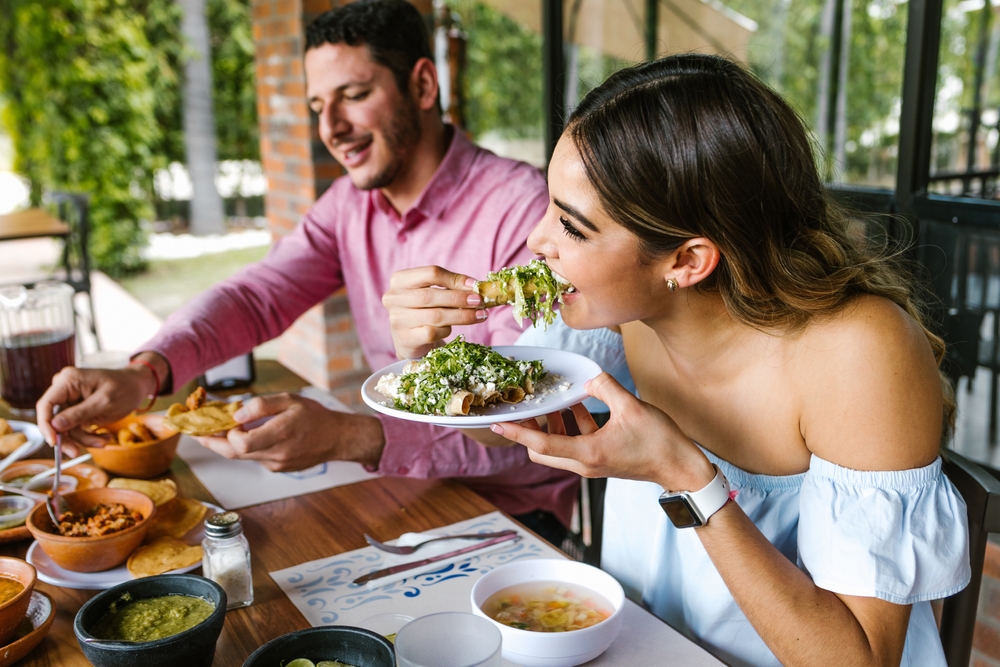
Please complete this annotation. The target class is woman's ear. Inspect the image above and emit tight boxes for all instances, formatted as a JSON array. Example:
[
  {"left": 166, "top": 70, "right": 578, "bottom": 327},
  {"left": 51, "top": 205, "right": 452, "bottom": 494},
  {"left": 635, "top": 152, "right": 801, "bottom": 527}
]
[
  {"left": 411, "top": 57, "right": 440, "bottom": 112},
  {"left": 668, "top": 237, "right": 720, "bottom": 289}
]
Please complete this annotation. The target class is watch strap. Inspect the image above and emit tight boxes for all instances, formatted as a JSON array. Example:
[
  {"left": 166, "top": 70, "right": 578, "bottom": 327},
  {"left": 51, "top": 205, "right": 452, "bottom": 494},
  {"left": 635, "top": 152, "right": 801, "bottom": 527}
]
[{"left": 686, "top": 464, "right": 730, "bottom": 522}]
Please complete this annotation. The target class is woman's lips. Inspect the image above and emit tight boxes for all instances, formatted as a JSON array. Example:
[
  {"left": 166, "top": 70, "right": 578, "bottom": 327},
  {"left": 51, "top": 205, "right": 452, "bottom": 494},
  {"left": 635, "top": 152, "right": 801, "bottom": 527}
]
[{"left": 550, "top": 268, "right": 577, "bottom": 294}]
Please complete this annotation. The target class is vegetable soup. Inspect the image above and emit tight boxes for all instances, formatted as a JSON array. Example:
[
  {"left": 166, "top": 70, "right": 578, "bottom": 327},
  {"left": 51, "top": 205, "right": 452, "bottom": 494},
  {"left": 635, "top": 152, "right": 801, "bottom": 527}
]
[
  {"left": 481, "top": 581, "right": 612, "bottom": 632},
  {"left": 0, "top": 577, "right": 23, "bottom": 605}
]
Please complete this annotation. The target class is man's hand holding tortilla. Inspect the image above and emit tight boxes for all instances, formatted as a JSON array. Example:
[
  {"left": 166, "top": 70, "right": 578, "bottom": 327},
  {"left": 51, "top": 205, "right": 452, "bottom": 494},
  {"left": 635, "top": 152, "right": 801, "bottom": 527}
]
[{"left": 193, "top": 393, "right": 386, "bottom": 472}]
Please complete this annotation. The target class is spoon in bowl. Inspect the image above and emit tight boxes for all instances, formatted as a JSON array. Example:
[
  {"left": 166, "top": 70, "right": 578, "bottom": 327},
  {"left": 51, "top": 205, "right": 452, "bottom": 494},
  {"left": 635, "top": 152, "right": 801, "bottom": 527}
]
[{"left": 46, "top": 408, "right": 69, "bottom": 524}]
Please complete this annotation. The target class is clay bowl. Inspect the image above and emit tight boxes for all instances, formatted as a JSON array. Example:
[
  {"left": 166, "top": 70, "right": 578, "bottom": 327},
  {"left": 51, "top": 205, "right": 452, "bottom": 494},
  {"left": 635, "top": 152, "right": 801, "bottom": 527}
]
[
  {"left": 25, "top": 488, "right": 156, "bottom": 573},
  {"left": 0, "top": 557, "right": 36, "bottom": 646},
  {"left": 86, "top": 414, "right": 180, "bottom": 479},
  {"left": 2, "top": 459, "right": 109, "bottom": 491}
]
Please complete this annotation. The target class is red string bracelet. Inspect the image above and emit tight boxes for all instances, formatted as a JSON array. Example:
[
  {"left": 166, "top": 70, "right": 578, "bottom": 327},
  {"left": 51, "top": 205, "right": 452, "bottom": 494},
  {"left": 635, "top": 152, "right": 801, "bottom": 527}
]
[{"left": 130, "top": 359, "right": 161, "bottom": 414}]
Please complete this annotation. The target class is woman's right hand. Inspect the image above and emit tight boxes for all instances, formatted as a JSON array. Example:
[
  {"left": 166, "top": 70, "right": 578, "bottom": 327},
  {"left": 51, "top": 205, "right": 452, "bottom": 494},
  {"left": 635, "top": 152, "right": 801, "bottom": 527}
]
[
  {"left": 35, "top": 364, "right": 154, "bottom": 451},
  {"left": 382, "top": 265, "right": 490, "bottom": 359}
]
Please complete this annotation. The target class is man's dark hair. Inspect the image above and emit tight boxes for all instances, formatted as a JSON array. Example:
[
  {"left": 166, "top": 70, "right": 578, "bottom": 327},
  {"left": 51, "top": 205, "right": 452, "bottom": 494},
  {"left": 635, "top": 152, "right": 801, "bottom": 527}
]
[{"left": 305, "top": 0, "right": 433, "bottom": 96}]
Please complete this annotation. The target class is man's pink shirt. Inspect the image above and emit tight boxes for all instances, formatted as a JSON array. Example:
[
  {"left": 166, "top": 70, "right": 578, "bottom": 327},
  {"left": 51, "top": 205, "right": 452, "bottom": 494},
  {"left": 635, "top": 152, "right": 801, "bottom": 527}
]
[{"left": 140, "top": 130, "right": 578, "bottom": 524}]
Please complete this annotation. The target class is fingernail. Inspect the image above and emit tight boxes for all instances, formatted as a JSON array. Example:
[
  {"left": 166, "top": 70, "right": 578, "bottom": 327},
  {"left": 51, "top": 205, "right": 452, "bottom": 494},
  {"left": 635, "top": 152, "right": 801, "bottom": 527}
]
[
  {"left": 233, "top": 408, "right": 249, "bottom": 421},
  {"left": 52, "top": 416, "right": 67, "bottom": 430},
  {"left": 476, "top": 310, "right": 489, "bottom": 321},
  {"left": 467, "top": 294, "right": 482, "bottom": 306},
  {"left": 490, "top": 423, "right": 505, "bottom": 435},
  {"left": 465, "top": 277, "right": 477, "bottom": 287}
]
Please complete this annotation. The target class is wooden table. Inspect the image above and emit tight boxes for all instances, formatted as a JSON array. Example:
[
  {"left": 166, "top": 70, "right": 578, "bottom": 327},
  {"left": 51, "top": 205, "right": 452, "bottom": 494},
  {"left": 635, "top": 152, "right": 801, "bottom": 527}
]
[
  {"left": 1, "top": 470, "right": 496, "bottom": 666},
  {"left": 0, "top": 362, "right": 725, "bottom": 666},
  {"left": 0, "top": 208, "right": 70, "bottom": 243},
  {"left": 0, "top": 361, "right": 504, "bottom": 665}
]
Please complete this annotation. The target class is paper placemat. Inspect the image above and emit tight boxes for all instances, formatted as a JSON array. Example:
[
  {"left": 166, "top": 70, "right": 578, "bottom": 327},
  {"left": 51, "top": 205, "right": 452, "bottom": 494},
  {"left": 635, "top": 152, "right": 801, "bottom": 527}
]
[
  {"left": 270, "top": 511, "right": 724, "bottom": 667},
  {"left": 176, "top": 387, "right": 378, "bottom": 509}
]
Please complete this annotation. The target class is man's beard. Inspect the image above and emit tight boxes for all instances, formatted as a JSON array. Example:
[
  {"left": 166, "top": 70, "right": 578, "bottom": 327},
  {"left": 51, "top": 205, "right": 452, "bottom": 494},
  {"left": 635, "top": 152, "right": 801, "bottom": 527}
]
[{"left": 351, "top": 100, "right": 422, "bottom": 191}]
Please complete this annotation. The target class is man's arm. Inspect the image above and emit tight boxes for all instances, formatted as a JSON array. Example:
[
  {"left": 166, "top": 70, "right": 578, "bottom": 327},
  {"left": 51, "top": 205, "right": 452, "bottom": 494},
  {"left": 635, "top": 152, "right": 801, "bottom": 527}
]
[
  {"left": 144, "top": 204, "right": 346, "bottom": 392},
  {"left": 37, "top": 197, "right": 346, "bottom": 445}
]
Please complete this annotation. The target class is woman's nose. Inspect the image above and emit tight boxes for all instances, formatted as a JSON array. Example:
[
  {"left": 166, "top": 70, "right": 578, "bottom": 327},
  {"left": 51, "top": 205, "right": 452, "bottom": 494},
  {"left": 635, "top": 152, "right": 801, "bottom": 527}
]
[{"left": 527, "top": 215, "right": 558, "bottom": 258}]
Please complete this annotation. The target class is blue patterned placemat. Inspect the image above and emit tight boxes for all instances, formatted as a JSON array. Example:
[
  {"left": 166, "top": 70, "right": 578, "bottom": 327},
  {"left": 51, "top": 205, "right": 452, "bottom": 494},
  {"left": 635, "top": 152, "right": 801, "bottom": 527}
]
[{"left": 269, "top": 511, "right": 562, "bottom": 626}]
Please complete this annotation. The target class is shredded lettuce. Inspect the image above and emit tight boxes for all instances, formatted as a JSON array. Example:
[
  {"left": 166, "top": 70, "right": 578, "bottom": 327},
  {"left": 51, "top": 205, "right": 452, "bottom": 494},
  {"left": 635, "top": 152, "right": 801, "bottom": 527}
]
[
  {"left": 476, "top": 259, "right": 570, "bottom": 328},
  {"left": 383, "top": 336, "right": 544, "bottom": 416}
]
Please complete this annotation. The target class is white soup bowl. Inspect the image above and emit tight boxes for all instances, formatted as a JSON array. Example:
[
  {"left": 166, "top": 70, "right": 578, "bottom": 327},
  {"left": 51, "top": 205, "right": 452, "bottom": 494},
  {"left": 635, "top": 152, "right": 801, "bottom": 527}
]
[{"left": 470, "top": 558, "right": 625, "bottom": 667}]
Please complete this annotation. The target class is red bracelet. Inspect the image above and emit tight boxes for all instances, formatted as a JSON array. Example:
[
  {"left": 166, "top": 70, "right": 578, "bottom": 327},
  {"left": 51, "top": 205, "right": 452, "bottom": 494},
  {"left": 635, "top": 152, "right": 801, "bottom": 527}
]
[{"left": 130, "top": 359, "right": 161, "bottom": 413}]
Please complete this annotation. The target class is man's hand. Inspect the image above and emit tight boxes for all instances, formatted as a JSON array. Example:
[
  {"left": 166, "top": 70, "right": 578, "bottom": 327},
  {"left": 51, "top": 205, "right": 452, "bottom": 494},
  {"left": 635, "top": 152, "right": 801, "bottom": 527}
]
[
  {"left": 194, "top": 393, "right": 386, "bottom": 472},
  {"left": 382, "top": 265, "right": 489, "bottom": 360},
  {"left": 36, "top": 355, "right": 164, "bottom": 452}
]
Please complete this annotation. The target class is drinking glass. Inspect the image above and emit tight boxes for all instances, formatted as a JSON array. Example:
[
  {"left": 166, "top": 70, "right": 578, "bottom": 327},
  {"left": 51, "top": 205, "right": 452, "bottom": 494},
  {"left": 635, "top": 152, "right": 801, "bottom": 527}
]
[
  {"left": 0, "top": 281, "right": 76, "bottom": 415},
  {"left": 395, "top": 612, "right": 502, "bottom": 667}
]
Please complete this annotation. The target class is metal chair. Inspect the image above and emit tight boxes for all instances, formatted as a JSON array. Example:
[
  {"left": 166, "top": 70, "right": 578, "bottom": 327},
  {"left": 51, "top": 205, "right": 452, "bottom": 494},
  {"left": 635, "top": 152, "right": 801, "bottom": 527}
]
[
  {"left": 45, "top": 192, "right": 99, "bottom": 350},
  {"left": 940, "top": 448, "right": 1000, "bottom": 667}
]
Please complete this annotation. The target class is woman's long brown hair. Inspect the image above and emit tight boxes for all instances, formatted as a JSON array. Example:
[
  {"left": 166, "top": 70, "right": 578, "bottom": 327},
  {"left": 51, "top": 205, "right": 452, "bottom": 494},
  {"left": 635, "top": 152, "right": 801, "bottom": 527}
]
[{"left": 567, "top": 54, "right": 955, "bottom": 434}]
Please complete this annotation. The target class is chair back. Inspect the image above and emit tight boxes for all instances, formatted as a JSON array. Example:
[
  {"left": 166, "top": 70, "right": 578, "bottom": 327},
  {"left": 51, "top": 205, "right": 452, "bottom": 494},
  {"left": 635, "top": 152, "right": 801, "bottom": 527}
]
[
  {"left": 940, "top": 448, "right": 1000, "bottom": 667},
  {"left": 46, "top": 192, "right": 92, "bottom": 294}
]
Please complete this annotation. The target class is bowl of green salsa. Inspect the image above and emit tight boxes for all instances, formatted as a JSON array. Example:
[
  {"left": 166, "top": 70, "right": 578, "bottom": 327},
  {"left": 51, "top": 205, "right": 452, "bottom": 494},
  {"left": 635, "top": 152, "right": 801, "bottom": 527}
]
[{"left": 74, "top": 573, "right": 227, "bottom": 667}]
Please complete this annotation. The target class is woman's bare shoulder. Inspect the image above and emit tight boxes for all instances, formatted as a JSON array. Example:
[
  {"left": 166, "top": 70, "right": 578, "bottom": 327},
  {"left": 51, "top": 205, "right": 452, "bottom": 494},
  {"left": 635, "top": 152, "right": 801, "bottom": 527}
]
[{"left": 792, "top": 294, "right": 943, "bottom": 470}]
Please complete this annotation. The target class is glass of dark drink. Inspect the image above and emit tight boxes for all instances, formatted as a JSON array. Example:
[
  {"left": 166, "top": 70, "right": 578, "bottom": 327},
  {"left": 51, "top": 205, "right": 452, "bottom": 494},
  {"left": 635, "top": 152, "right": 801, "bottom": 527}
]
[{"left": 0, "top": 282, "right": 76, "bottom": 416}]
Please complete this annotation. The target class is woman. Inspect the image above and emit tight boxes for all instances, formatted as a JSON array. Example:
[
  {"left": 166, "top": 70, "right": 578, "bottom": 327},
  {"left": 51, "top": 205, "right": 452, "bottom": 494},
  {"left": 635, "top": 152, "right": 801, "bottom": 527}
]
[{"left": 383, "top": 54, "right": 969, "bottom": 667}]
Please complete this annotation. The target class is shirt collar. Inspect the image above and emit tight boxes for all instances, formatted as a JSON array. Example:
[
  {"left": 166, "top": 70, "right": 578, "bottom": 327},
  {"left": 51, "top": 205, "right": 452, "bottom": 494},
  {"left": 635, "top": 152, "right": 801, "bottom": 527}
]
[{"left": 370, "top": 125, "right": 477, "bottom": 228}]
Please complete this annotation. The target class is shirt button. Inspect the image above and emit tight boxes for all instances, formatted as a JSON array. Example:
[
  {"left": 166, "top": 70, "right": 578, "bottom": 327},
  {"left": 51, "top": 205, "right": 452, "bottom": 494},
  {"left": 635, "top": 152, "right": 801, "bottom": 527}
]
[
  {"left": 398, "top": 233, "right": 408, "bottom": 242},
  {"left": 397, "top": 466, "right": 409, "bottom": 475}
]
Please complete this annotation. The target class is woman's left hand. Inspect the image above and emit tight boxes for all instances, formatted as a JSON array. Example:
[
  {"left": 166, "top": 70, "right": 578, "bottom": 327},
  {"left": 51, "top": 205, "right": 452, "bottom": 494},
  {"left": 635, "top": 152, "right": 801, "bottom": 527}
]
[{"left": 492, "top": 373, "right": 715, "bottom": 490}]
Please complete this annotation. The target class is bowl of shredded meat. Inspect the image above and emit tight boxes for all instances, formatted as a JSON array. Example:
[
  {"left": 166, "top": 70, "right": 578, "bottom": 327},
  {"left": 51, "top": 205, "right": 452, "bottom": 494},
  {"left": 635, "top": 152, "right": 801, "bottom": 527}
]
[{"left": 26, "top": 488, "right": 156, "bottom": 572}]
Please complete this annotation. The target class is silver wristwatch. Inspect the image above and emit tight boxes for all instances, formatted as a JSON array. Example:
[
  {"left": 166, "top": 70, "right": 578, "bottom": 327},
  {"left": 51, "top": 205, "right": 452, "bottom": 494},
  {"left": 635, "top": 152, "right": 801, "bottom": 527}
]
[{"left": 658, "top": 465, "right": 731, "bottom": 528}]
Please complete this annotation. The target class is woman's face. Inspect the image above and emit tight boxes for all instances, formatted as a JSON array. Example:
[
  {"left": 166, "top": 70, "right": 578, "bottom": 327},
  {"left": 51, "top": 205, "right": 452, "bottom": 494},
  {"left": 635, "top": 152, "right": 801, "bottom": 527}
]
[{"left": 528, "top": 136, "right": 671, "bottom": 330}]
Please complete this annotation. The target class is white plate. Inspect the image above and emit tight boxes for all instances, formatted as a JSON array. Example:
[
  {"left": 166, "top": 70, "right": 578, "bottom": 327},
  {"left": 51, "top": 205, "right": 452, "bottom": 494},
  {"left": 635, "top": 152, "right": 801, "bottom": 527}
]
[
  {"left": 27, "top": 501, "right": 223, "bottom": 590},
  {"left": 4, "top": 421, "right": 46, "bottom": 458},
  {"left": 361, "top": 346, "right": 602, "bottom": 428}
]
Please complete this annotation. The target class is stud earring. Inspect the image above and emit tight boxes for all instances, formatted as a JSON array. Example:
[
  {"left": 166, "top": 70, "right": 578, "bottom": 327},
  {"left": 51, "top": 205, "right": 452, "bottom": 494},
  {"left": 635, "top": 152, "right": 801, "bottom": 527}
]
[{"left": 667, "top": 278, "right": 678, "bottom": 292}]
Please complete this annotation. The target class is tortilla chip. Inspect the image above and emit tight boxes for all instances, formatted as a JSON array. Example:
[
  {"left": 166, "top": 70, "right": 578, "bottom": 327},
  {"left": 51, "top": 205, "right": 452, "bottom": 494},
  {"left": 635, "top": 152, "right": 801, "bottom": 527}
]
[
  {"left": 164, "top": 401, "right": 241, "bottom": 436},
  {"left": 0, "top": 419, "right": 11, "bottom": 436},
  {"left": 0, "top": 433, "right": 27, "bottom": 456},
  {"left": 127, "top": 537, "right": 203, "bottom": 578},
  {"left": 166, "top": 403, "right": 187, "bottom": 418},
  {"left": 144, "top": 497, "right": 208, "bottom": 541},
  {"left": 107, "top": 478, "right": 178, "bottom": 506}
]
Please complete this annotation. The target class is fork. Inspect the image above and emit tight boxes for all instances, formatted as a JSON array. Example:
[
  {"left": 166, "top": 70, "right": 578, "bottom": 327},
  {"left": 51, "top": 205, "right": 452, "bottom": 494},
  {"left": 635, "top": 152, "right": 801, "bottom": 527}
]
[{"left": 364, "top": 529, "right": 518, "bottom": 555}]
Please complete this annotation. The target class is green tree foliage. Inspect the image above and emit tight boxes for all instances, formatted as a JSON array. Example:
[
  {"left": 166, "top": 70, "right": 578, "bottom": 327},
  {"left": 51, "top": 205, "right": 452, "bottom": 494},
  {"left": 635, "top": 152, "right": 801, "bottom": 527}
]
[
  {"left": 0, "top": 0, "right": 182, "bottom": 275},
  {"left": 457, "top": 1, "right": 544, "bottom": 139},
  {"left": 0, "top": 0, "right": 258, "bottom": 275},
  {"left": 209, "top": 0, "right": 259, "bottom": 161}
]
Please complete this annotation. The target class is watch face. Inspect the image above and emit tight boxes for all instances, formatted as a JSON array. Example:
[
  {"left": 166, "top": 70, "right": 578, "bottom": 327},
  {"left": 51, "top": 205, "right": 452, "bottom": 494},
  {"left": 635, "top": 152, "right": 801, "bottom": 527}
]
[{"left": 659, "top": 496, "right": 702, "bottom": 528}]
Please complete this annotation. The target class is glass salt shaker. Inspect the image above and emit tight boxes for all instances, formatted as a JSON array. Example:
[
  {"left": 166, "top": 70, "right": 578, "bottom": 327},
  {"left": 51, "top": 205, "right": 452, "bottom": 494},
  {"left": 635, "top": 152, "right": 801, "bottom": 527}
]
[{"left": 202, "top": 511, "right": 253, "bottom": 610}]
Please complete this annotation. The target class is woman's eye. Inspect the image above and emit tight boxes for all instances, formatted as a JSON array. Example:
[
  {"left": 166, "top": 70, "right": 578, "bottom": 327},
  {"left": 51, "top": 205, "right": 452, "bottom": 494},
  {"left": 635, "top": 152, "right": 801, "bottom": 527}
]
[{"left": 560, "top": 217, "right": 586, "bottom": 240}]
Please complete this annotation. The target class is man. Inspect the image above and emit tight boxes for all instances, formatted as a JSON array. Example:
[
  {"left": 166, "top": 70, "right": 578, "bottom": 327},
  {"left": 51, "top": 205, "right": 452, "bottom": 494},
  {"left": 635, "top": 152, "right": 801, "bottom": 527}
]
[{"left": 36, "top": 0, "right": 577, "bottom": 543}]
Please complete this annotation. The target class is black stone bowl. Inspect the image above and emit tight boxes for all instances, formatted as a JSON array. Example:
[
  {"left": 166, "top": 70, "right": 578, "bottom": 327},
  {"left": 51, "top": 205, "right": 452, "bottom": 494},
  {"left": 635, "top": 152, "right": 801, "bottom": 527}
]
[
  {"left": 74, "top": 573, "right": 227, "bottom": 667},
  {"left": 243, "top": 626, "right": 395, "bottom": 667}
]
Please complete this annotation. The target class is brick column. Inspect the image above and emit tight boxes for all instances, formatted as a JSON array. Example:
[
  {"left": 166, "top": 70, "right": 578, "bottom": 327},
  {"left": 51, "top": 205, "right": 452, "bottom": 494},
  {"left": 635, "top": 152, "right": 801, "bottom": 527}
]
[{"left": 252, "top": 0, "right": 369, "bottom": 405}]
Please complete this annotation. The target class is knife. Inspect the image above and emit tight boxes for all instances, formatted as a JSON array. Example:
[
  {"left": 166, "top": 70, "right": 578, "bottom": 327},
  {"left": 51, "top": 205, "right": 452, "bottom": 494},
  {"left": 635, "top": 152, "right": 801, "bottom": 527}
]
[{"left": 352, "top": 532, "right": 521, "bottom": 585}]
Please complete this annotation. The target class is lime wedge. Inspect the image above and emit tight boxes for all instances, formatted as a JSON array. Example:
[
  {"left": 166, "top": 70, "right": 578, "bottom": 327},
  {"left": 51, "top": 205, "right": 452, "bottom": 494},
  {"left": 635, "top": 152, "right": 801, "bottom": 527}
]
[{"left": 284, "top": 660, "right": 315, "bottom": 667}]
